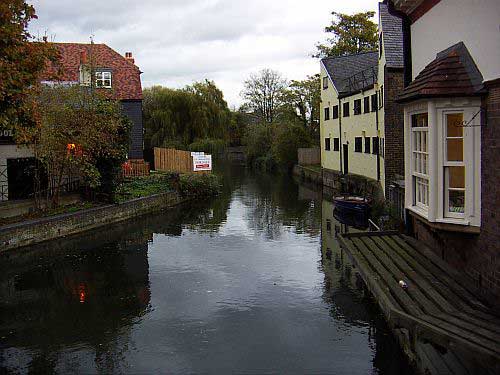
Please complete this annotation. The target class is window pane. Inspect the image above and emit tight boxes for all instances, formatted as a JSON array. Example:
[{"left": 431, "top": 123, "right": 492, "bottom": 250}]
[
  {"left": 447, "top": 139, "right": 463, "bottom": 161},
  {"left": 448, "top": 166, "right": 465, "bottom": 189},
  {"left": 449, "top": 190, "right": 465, "bottom": 213},
  {"left": 411, "top": 113, "right": 428, "bottom": 127},
  {"left": 447, "top": 113, "right": 463, "bottom": 137}
]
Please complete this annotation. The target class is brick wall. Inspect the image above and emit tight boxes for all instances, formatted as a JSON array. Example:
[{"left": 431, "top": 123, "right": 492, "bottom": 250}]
[
  {"left": 410, "top": 82, "right": 500, "bottom": 306},
  {"left": 0, "top": 191, "right": 184, "bottom": 251},
  {"left": 383, "top": 68, "right": 405, "bottom": 197}
]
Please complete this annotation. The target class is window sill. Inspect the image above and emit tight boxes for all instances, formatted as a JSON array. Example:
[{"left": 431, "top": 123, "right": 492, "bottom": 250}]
[{"left": 407, "top": 208, "right": 480, "bottom": 234}]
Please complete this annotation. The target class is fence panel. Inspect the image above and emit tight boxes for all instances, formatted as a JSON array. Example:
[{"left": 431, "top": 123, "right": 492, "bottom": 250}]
[
  {"left": 122, "top": 159, "right": 150, "bottom": 178},
  {"left": 298, "top": 147, "right": 320, "bottom": 166},
  {"left": 154, "top": 148, "right": 210, "bottom": 174}
]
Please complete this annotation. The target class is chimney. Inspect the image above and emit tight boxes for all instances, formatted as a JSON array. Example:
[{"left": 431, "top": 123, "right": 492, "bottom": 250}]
[
  {"left": 125, "top": 51, "right": 135, "bottom": 64},
  {"left": 80, "top": 49, "right": 87, "bottom": 65}
]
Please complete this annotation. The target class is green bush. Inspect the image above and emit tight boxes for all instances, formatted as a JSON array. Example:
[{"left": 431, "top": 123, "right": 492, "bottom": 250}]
[
  {"left": 178, "top": 173, "right": 221, "bottom": 197},
  {"left": 114, "top": 172, "right": 176, "bottom": 203},
  {"left": 243, "top": 122, "right": 312, "bottom": 171}
]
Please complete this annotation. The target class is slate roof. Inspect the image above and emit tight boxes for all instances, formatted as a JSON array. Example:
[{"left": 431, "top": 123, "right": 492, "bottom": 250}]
[
  {"left": 397, "top": 42, "right": 485, "bottom": 103},
  {"left": 379, "top": 2, "right": 404, "bottom": 69},
  {"left": 41, "top": 43, "right": 142, "bottom": 101},
  {"left": 321, "top": 51, "right": 378, "bottom": 97}
]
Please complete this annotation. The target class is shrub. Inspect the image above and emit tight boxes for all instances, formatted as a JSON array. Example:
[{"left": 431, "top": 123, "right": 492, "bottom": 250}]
[
  {"left": 243, "top": 122, "right": 312, "bottom": 171},
  {"left": 178, "top": 173, "right": 221, "bottom": 197}
]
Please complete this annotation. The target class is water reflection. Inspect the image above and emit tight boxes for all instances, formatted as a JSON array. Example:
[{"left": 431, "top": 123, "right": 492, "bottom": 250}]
[{"left": 0, "top": 166, "right": 412, "bottom": 374}]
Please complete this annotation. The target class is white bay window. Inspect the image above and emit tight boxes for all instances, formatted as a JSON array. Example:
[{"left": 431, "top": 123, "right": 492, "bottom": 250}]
[{"left": 404, "top": 98, "right": 481, "bottom": 228}]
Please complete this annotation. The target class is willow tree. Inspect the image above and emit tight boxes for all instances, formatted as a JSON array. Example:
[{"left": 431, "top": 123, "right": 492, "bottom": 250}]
[{"left": 143, "top": 81, "right": 231, "bottom": 150}]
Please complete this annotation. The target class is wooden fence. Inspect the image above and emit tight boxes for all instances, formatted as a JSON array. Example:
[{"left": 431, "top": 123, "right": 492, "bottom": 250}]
[
  {"left": 122, "top": 159, "right": 150, "bottom": 178},
  {"left": 154, "top": 148, "right": 210, "bottom": 174},
  {"left": 298, "top": 147, "right": 320, "bottom": 166}
]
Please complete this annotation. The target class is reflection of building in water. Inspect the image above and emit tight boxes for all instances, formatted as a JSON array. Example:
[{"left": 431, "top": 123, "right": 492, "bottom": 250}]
[
  {"left": 0, "top": 229, "right": 151, "bottom": 373},
  {"left": 320, "top": 198, "right": 412, "bottom": 375}
]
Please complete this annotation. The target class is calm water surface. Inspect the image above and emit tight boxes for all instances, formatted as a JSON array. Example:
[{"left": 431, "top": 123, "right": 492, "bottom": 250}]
[{"left": 0, "top": 166, "right": 412, "bottom": 374}]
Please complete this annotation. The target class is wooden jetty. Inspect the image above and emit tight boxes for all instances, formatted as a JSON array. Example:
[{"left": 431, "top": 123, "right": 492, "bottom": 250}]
[{"left": 338, "top": 231, "right": 500, "bottom": 375}]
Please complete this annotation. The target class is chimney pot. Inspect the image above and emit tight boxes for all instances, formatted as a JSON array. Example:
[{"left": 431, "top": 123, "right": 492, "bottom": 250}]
[
  {"left": 80, "top": 50, "right": 87, "bottom": 65},
  {"left": 125, "top": 52, "right": 135, "bottom": 64}
]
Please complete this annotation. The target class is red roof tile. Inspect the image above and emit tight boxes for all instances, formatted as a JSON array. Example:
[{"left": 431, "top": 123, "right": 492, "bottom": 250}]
[
  {"left": 41, "top": 43, "right": 142, "bottom": 101},
  {"left": 397, "top": 42, "right": 485, "bottom": 103}
]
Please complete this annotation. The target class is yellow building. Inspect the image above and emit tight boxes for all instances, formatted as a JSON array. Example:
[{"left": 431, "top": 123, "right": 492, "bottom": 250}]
[{"left": 320, "top": 51, "right": 383, "bottom": 190}]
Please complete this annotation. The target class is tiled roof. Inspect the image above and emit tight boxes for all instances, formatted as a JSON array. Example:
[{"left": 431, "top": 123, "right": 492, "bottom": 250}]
[
  {"left": 41, "top": 43, "right": 142, "bottom": 101},
  {"left": 321, "top": 51, "right": 378, "bottom": 96},
  {"left": 379, "top": 2, "right": 404, "bottom": 69},
  {"left": 397, "top": 42, "right": 485, "bottom": 103}
]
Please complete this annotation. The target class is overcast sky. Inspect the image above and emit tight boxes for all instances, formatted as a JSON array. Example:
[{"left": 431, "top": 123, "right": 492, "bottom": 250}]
[{"left": 29, "top": 0, "right": 378, "bottom": 108}]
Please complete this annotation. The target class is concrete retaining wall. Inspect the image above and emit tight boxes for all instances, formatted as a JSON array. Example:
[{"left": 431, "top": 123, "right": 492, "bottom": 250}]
[{"left": 0, "top": 191, "right": 185, "bottom": 251}]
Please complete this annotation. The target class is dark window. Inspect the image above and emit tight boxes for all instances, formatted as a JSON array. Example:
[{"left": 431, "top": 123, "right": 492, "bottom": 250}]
[
  {"left": 326, "top": 219, "right": 331, "bottom": 232},
  {"left": 343, "top": 102, "right": 350, "bottom": 117},
  {"left": 372, "top": 137, "right": 379, "bottom": 155},
  {"left": 364, "top": 97, "right": 370, "bottom": 113},
  {"left": 323, "top": 76, "right": 328, "bottom": 89},
  {"left": 379, "top": 33, "right": 383, "bottom": 58},
  {"left": 354, "top": 99, "right": 361, "bottom": 115},
  {"left": 325, "top": 137, "right": 331, "bottom": 151},
  {"left": 324, "top": 107, "right": 330, "bottom": 120},
  {"left": 333, "top": 137, "right": 340, "bottom": 151},
  {"left": 332, "top": 105, "right": 339, "bottom": 119},
  {"left": 364, "top": 137, "right": 371, "bottom": 153},
  {"left": 380, "top": 138, "right": 384, "bottom": 158},
  {"left": 371, "top": 94, "right": 378, "bottom": 112},
  {"left": 355, "top": 137, "right": 363, "bottom": 152},
  {"left": 379, "top": 87, "right": 384, "bottom": 108}
]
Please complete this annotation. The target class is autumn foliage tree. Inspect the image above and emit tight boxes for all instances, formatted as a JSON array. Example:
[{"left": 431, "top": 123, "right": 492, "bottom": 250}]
[
  {"left": 0, "top": 0, "right": 57, "bottom": 129},
  {"left": 19, "top": 85, "right": 130, "bottom": 207},
  {"left": 314, "top": 11, "right": 378, "bottom": 58}
]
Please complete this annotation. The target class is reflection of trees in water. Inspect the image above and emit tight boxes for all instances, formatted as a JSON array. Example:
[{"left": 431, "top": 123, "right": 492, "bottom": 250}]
[
  {"left": 240, "top": 171, "right": 321, "bottom": 240},
  {"left": 0, "top": 224, "right": 152, "bottom": 373}
]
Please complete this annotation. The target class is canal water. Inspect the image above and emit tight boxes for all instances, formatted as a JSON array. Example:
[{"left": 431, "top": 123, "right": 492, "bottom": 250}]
[{"left": 0, "top": 165, "right": 413, "bottom": 374}]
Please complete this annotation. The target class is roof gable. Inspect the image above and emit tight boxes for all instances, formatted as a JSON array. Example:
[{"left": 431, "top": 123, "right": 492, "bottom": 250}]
[
  {"left": 321, "top": 51, "right": 378, "bottom": 96},
  {"left": 397, "top": 42, "right": 485, "bottom": 102},
  {"left": 41, "top": 43, "right": 142, "bottom": 101},
  {"left": 379, "top": 2, "right": 404, "bottom": 69}
]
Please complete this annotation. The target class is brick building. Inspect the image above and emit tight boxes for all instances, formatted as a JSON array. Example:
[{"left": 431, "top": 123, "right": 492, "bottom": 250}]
[
  {"left": 391, "top": 0, "right": 500, "bottom": 303},
  {"left": 0, "top": 42, "right": 144, "bottom": 202}
]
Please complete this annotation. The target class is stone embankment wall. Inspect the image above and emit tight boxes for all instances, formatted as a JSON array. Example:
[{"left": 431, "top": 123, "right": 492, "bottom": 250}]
[{"left": 0, "top": 192, "right": 184, "bottom": 251}]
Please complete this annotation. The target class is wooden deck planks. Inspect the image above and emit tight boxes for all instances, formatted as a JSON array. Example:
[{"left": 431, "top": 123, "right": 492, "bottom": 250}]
[
  {"left": 368, "top": 236, "right": 454, "bottom": 315},
  {"left": 350, "top": 237, "right": 424, "bottom": 317},
  {"left": 338, "top": 232, "right": 500, "bottom": 373}
]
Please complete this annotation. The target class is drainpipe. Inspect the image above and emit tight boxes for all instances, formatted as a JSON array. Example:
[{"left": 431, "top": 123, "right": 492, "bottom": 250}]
[
  {"left": 374, "top": 84, "right": 380, "bottom": 182},
  {"left": 338, "top": 97, "right": 343, "bottom": 173}
]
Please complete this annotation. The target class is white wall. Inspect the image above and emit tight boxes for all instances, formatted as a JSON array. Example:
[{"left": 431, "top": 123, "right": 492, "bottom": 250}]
[{"left": 411, "top": 0, "right": 500, "bottom": 82}]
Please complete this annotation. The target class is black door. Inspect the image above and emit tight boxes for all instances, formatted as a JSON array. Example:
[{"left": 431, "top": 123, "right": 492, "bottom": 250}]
[
  {"left": 7, "top": 158, "right": 37, "bottom": 200},
  {"left": 343, "top": 144, "right": 349, "bottom": 174}
]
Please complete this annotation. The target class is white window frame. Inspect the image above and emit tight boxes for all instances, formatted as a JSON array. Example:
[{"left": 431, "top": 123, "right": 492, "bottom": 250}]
[
  {"left": 95, "top": 71, "right": 112, "bottom": 88},
  {"left": 442, "top": 110, "right": 465, "bottom": 219},
  {"left": 410, "top": 111, "right": 429, "bottom": 211},
  {"left": 404, "top": 98, "right": 481, "bottom": 227}
]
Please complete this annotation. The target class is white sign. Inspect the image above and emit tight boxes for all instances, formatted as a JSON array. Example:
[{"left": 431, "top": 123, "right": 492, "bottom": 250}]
[
  {"left": 190, "top": 152, "right": 204, "bottom": 157},
  {"left": 192, "top": 154, "right": 212, "bottom": 171}
]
